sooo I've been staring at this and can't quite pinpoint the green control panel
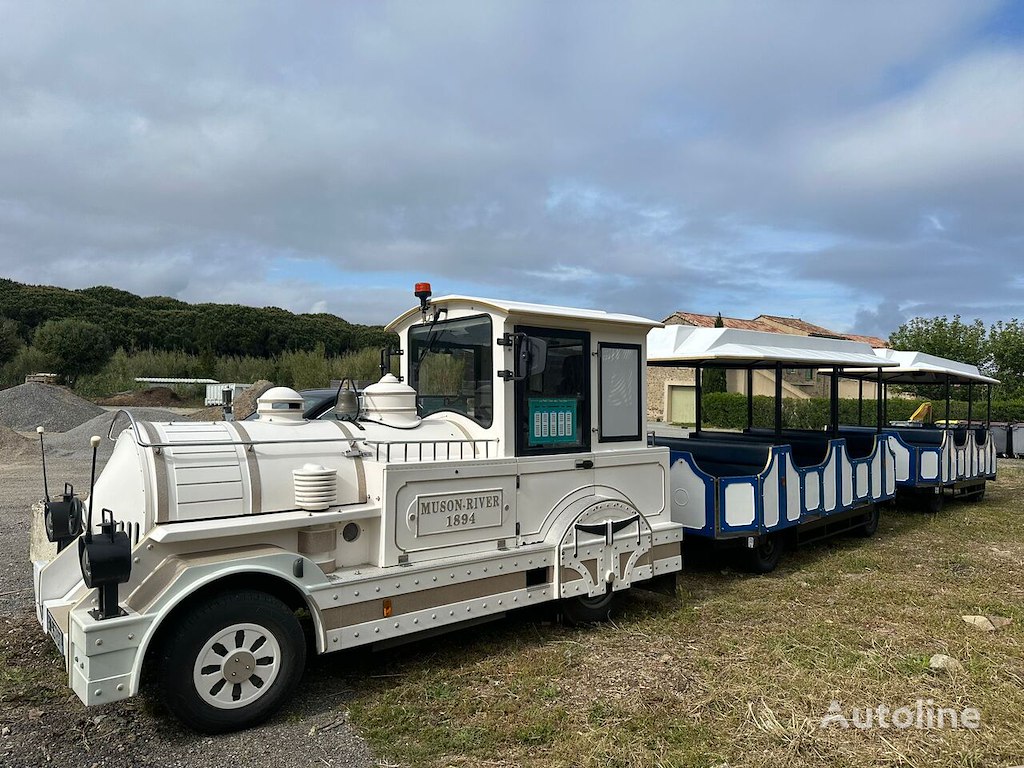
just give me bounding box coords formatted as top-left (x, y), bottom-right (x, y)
top-left (528, 398), bottom-right (578, 446)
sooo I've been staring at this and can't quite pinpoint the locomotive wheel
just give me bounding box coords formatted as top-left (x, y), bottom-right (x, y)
top-left (855, 506), bottom-right (881, 537)
top-left (561, 588), bottom-right (618, 624)
top-left (965, 484), bottom-right (986, 503)
top-left (743, 534), bottom-right (783, 574)
top-left (157, 590), bottom-right (306, 733)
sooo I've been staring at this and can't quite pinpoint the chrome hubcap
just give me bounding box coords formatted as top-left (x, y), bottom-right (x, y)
top-left (192, 623), bottom-right (281, 709)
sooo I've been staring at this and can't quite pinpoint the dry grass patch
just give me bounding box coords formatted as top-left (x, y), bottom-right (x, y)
top-left (347, 465), bottom-right (1024, 767)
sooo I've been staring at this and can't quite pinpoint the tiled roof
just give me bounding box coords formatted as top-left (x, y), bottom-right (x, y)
top-left (843, 333), bottom-right (890, 349)
top-left (663, 311), bottom-right (770, 332)
top-left (755, 314), bottom-right (841, 337)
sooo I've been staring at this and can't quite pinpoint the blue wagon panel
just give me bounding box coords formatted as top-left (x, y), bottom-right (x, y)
top-left (665, 434), bottom-right (895, 540)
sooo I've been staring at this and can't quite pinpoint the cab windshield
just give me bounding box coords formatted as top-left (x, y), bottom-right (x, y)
top-left (409, 314), bottom-right (493, 427)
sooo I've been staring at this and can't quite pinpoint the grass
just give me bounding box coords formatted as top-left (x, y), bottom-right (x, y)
top-left (0, 615), bottom-right (73, 708)
top-left (345, 464), bottom-right (1024, 767)
top-left (4, 468), bottom-right (1022, 766)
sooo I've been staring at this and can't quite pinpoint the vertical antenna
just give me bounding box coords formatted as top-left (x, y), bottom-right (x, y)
top-left (37, 426), bottom-right (50, 502)
top-left (85, 435), bottom-right (100, 543)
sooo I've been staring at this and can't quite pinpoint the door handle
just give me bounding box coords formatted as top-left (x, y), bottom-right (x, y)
top-left (575, 459), bottom-right (594, 470)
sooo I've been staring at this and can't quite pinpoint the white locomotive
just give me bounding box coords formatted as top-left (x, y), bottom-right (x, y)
top-left (33, 284), bottom-right (684, 732)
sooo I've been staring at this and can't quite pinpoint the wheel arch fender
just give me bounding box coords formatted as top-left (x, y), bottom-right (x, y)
top-left (556, 496), bottom-right (652, 598)
top-left (128, 551), bottom-right (327, 696)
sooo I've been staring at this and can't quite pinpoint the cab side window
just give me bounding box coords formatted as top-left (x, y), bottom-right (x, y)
top-left (598, 343), bottom-right (641, 442)
top-left (515, 327), bottom-right (591, 456)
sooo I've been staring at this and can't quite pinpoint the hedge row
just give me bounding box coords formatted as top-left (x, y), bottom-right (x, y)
top-left (695, 392), bottom-right (1024, 430)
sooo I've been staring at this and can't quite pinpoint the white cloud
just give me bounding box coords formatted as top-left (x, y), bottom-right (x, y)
top-left (0, 0), bottom-right (1019, 336)
top-left (802, 50), bottom-right (1024, 193)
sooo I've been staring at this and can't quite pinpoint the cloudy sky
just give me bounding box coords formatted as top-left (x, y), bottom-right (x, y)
top-left (1, 2), bottom-right (1022, 334)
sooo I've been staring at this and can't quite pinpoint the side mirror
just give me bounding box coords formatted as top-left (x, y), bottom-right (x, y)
top-left (500, 333), bottom-right (547, 381)
top-left (517, 336), bottom-right (547, 379)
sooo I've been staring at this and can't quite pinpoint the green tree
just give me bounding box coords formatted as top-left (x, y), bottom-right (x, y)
top-left (33, 318), bottom-right (113, 387)
top-left (702, 312), bottom-right (729, 393)
top-left (0, 318), bottom-right (23, 364)
top-left (989, 319), bottom-right (1024, 396)
top-left (888, 315), bottom-right (989, 368)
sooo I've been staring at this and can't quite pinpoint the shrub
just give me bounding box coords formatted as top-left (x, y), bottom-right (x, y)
top-left (694, 392), bottom-right (1024, 430)
top-left (0, 345), bottom-right (56, 388)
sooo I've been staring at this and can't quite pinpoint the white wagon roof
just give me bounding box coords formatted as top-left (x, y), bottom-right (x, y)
top-left (387, 295), bottom-right (661, 332)
top-left (647, 325), bottom-right (894, 368)
top-left (834, 349), bottom-right (1000, 385)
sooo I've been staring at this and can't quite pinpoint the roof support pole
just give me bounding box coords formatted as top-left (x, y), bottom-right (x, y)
top-left (746, 368), bottom-right (754, 431)
top-left (694, 365), bottom-right (703, 438)
top-left (944, 374), bottom-right (951, 425)
top-left (876, 368), bottom-right (883, 434)
top-left (830, 367), bottom-right (840, 437)
top-left (774, 362), bottom-right (783, 437)
top-left (883, 382), bottom-right (888, 425)
top-left (987, 384), bottom-right (992, 427)
top-left (858, 378), bottom-right (864, 427)
top-left (967, 382), bottom-right (974, 426)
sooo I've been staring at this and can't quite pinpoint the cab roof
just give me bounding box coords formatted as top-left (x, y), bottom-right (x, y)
top-left (386, 295), bottom-right (662, 333)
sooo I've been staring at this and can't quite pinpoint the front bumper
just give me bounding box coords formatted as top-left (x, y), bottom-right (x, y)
top-left (39, 591), bottom-right (152, 707)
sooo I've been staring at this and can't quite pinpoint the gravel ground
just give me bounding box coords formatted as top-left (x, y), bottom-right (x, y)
top-left (1, 442), bottom-right (376, 768)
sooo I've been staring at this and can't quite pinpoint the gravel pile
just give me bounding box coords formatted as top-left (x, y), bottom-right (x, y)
top-left (46, 407), bottom-right (179, 460)
top-left (0, 383), bottom-right (104, 432)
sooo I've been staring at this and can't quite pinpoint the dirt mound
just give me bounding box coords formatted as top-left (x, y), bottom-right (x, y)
top-left (183, 405), bottom-right (223, 421)
top-left (0, 425), bottom-right (34, 457)
top-left (98, 387), bottom-right (183, 407)
top-left (0, 383), bottom-right (104, 432)
top-left (47, 408), bottom-right (179, 461)
top-left (186, 380), bottom-right (274, 422)
top-left (233, 380), bottom-right (275, 418)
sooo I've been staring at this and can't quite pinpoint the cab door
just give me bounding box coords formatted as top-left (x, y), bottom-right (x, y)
top-left (513, 327), bottom-right (595, 543)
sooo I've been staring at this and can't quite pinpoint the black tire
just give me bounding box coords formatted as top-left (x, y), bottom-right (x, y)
top-left (743, 534), bottom-right (783, 574)
top-left (157, 590), bottom-right (306, 733)
top-left (856, 505), bottom-right (881, 537)
top-left (561, 588), bottom-right (618, 624)
top-left (921, 490), bottom-right (944, 514)
top-left (966, 484), bottom-right (986, 503)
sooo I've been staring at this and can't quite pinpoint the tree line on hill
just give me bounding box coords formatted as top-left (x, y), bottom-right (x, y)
top-left (1, 278), bottom-right (1021, 404)
top-left (0, 278), bottom-right (396, 388)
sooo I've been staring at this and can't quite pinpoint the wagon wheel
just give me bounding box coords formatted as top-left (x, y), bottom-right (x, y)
top-left (742, 534), bottom-right (784, 574)
top-left (965, 483), bottom-right (986, 503)
top-left (157, 590), bottom-right (306, 733)
top-left (855, 505), bottom-right (881, 537)
top-left (921, 490), bottom-right (944, 515)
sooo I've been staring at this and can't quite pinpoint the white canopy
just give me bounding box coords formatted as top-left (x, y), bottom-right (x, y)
top-left (833, 349), bottom-right (999, 385)
top-left (647, 325), bottom-right (896, 368)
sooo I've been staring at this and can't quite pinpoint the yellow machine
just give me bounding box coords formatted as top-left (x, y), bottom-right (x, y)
top-left (909, 402), bottom-right (932, 423)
